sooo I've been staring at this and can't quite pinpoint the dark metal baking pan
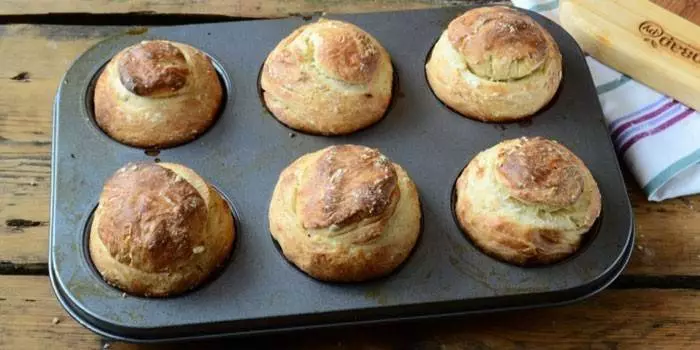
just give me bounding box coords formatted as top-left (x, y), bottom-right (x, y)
top-left (50, 6), bottom-right (635, 342)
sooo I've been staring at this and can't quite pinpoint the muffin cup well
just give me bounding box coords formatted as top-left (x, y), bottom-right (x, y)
top-left (82, 184), bottom-right (241, 298)
top-left (449, 165), bottom-right (602, 268)
top-left (85, 56), bottom-right (232, 151)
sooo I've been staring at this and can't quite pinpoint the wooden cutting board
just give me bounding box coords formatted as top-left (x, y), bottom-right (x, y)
top-left (560, 0), bottom-right (700, 111)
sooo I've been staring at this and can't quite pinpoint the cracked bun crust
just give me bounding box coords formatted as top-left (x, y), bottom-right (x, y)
top-left (89, 162), bottom-right (235, 297)
top-left (455, 137), bottom-right (601, 265)
top-left (94, 40), bottom-right (223, 148)
top-left (269, 145), bottom-right (421, 282)
top-left (426, 6), bottom-right (562, 121)
top-left (260, 19), bottom-right (393, 135)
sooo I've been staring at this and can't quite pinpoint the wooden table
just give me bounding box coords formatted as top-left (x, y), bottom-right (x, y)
top-left (1, 1), bottom-right (699, 349)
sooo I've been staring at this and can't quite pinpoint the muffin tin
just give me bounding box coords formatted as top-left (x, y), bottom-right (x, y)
top-left (50, 6), bottom-right (634, 342)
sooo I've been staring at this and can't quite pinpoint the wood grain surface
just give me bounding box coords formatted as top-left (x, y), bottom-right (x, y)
top-left (1, 0), bottom-right (699, 349)
top-left (651, 0), bottom-right (700, 25)
top-left (0, 25), bottom-right (108, 271)
top-left (1, 276), bottom-right (700, 350)
top-left (0, 0), bottom-right (690, 21)
top-left (0, 0), bottom-right (688, 20)
top-left (0, 0), bottom-right (486, 17)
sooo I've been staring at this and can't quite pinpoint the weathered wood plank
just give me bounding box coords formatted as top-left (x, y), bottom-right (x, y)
top-left (0, 0), bottom-right (497, 18)
top-left (0, 276), bottom-right (103, 349)
top-left (1, 22), bottom-right (700, 275)
top-left (625, 177), bottom-right (700, 276)
top-left (0, 25), bottom-right (109, 267)
top-left (2, 275), bottom-right (699, 350)
top-left (1, 0), bottom-right (694, 26)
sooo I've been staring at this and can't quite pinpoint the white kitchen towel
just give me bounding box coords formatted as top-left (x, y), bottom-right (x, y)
top-left (512, 0), bottom-right (700, 201)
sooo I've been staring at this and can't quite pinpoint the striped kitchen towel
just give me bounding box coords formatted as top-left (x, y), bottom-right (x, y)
top-left (512, 0), bottom-right (700, 201)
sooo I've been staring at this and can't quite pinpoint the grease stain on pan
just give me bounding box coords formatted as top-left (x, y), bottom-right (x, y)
top-left (445, 236), bottom-right (494, 292)
top-left (65, 269), bottom-right (134, 324)
top-left (364, 288), bottom-right (388, 305)
top-left (125, 309), bottom-right (145, 323)
top-left (67, 275), bottom-right (112, 302)
top-left (267, 290), bottom-right (285, 307)
top-left (53, 245), bottom-right (67, 267)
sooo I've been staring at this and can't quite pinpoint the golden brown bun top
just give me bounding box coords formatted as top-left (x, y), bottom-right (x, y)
top-left (117, 41), bottom-right (191, 98)
top-left (266, 19), bottom-right (382, 85)
top-left (297, 144), bottom-right (398, 230)
top-left (447, 6), bottom-right (550, 81)
top-left (496, 137), bottom-right (585, 208)
top-left (96, 163), bottom-right (207, 273)
top-left (312, 21), bottom-right (380, 84)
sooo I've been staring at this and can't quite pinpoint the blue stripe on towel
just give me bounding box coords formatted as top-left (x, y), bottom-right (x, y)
top-left (595, 75), bottom-right (632, 95)
top-left (527, 0), bottom-right (560, 12)
top-left (644, 148), bottom-right (700, 196)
